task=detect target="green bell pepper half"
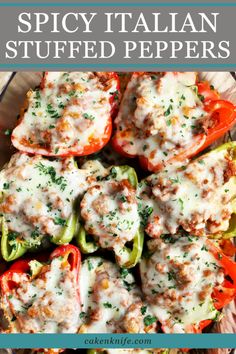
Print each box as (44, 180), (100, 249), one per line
(76, 165), (144, 268)
(0, 157), (81, 262)
(0, 212), (77, 262)
(1, 217), (27, 262)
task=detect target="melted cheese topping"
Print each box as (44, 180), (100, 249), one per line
(2, 257), (81, 333)
(80, 179), (139, 250)
(140, 235), (224, 333)
(12, 72), (118, 156)
(79, 257), (156, 334)
(138, 148), (236, 237)
(114, 72), (207, 168)
(0, 153), (107, 246)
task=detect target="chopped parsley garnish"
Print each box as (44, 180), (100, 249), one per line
(110, 90), (119, 101)
(87, 259), (94, 271)
(83, 113), (95, 121)
(68, 90), (76, 97)
(139, 205), (153, 227)
(161, 234), (178, 244)
(58, 103), (65, 109)
(103, 302), (112, 308)
(106, 167), (117, 180)
(31, 228), (40, 239)
(120, 268), (129, 278)
(54, 217), (66, 226)
(79, 312), (86, 319)
(3, 182), (10, 190)
(35, 89), (41, 100)
(8, 231), (19, 242)
(141, 306), (147, 315)
(198, 94), (205, 102)
(123, 280), (135, 292)
(143, 144), (148, 151)
(178, 198), (184, 211)
(167, 270), (176, 281)
(164, 105), (173, 117)
(119, 195), (127, 203)
(144, 315), (157, 326)
(46, 104), (60, 119)
(35, 163), (67, 191)
(35, 101), (41, 109)
(170, 176), (180, 184)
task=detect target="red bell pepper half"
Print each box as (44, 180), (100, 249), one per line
(12, 72), (120, 157)
(193, 239), (236, 333)
(0, 244), (81, 330)
(1, 244), (81, 292)
(112, 73), (236, 172)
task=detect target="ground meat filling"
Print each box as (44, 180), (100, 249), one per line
(140, 235), (225, 333)
(80, 179), (140, 250)
(1, 257), (81, 333)
(138, 148), (236, 238)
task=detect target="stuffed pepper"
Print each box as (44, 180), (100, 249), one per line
(77, 166), (144, 268)
(138, 142), (236, 239)
(0, 245), (82, 333)
(0, 152), (107, 261)
(79, 257), (157, 334)
(140, 234), (236, 333)
(112, 72), (236, 172)
(12, 72), (120, 157)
